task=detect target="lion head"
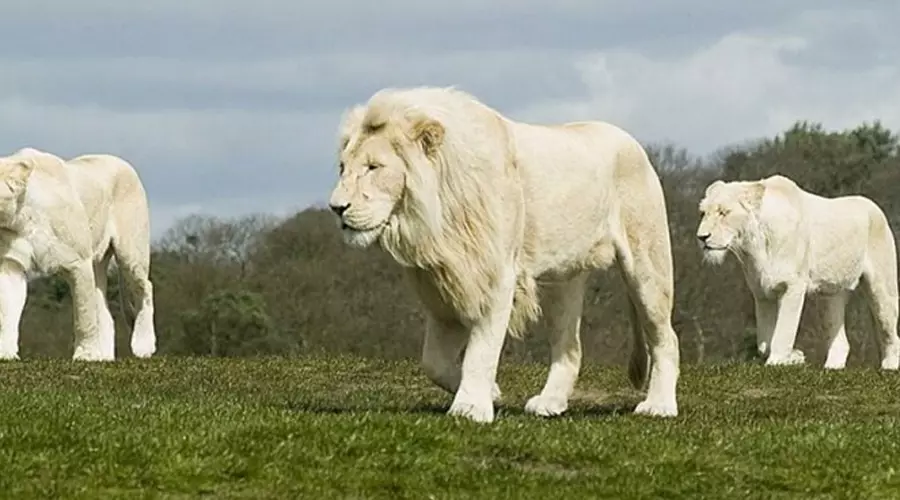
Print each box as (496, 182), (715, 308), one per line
(0, 149), (39, 227)
(696, 179), (765, 265)
(327, 93), (445, 253)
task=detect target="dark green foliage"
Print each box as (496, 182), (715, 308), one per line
(179, 289), (294, 357)
(13, 120), (900, 368)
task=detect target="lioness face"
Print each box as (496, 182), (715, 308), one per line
(696, 182), (753, 265)
(328, 133), (406, 248)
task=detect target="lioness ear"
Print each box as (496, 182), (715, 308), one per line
(338, 105), (366, 152)
(5, 158), (35, 192)
(705, 180), (725, 196)
(410, 116), (444, 157)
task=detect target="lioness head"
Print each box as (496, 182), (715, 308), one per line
(0, 149), (37, 226)
(328, 94), (444, 249)
(696, 179), (765, 265)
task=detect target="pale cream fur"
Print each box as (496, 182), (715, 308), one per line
(697, 174), (900, 369)
(329, 86), (681, 423)
(0, 147), (156, 361)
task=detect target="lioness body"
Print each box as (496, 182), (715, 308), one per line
(330, 87), (680, 423)
(697, 174), (899, 369)
(0, 148), (156, 361)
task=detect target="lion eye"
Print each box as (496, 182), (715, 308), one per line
(366, 164), (380, 172)
(338, 162), (345, 174)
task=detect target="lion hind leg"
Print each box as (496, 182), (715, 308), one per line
(859, 269), (899, 370)
(524, 272), (588, 418)
(613, 238), (679, 417)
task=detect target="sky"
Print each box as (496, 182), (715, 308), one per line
(2, 1), (899, 239)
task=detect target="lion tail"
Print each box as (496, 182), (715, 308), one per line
(115, 263), (138, 331)
(627, 298), (650, 390)
(507, 272), (541, 340)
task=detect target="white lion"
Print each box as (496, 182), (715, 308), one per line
(697, 174), (900, 370)
(328, 86), (681, 423)
(0, 147), (156, 361)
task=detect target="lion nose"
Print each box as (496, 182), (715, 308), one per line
(329, 202), (350, 217)
(697, 233), (711, 243)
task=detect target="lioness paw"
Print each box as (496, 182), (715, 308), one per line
(447, 400), (495, 423)
(633, 399), (678, 418)
(0, 350), (19, 361)
(524, 395), (568, 417)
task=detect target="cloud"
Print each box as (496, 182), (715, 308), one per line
(0, 1), (897, 238)
(513, 5), (900, 154)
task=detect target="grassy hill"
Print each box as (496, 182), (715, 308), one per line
(0, 356), (898, 498)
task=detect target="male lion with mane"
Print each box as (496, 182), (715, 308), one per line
(697, 174), (900, 370)
(0, 147), (156, 361)
(328, 86), (680, 423)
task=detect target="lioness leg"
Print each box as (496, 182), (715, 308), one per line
(753, 296), (777, 358)
(766, 285), (806, 366)
(93, 253), (116, 360)
(0, 260), (27, 360)
(524, 272), (589, 417)
(859, 271), (900, 370)
(67, 260), (108, 361)
(821, 292), (850, 370)
(615, 243), (679, 417)
(447, 265), (515, 424)
(114, 245), (157, 358)
(421, 316), (502, 402)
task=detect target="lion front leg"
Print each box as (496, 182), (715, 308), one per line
(0, 260), (27, 360)
(421, 316), (502, 402)
(66, 260), (110, 362)
(765, 285), (806, 366)
(446, 267), (516, 424)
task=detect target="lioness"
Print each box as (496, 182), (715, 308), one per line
(0, 148), (156, 361)
(697, 174), (899, 369)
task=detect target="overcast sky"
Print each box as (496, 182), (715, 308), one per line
(2, 1), (898, 239)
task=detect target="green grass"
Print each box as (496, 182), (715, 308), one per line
(0, 356), (899, 499)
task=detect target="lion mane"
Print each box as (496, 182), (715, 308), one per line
(338, 88), (540, 338)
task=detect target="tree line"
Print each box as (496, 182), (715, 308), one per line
(17, 120), (900, 368)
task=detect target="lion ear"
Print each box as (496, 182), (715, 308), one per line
(741, 182), (766, 210)
(410, 115), (444, 157)
(338, 105), (366, 152)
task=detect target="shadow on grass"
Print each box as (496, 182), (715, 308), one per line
(281, 399), (640, 419)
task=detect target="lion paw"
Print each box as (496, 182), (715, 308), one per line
(766, 349), (805, 366)
(73, 344), (114, 362)
(0, 349), (19, 361)
(524, 395), (568, 417)
(881, 355), (900, 371)
(447, 399), (495, 424)
(633, 399), (678, 418)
